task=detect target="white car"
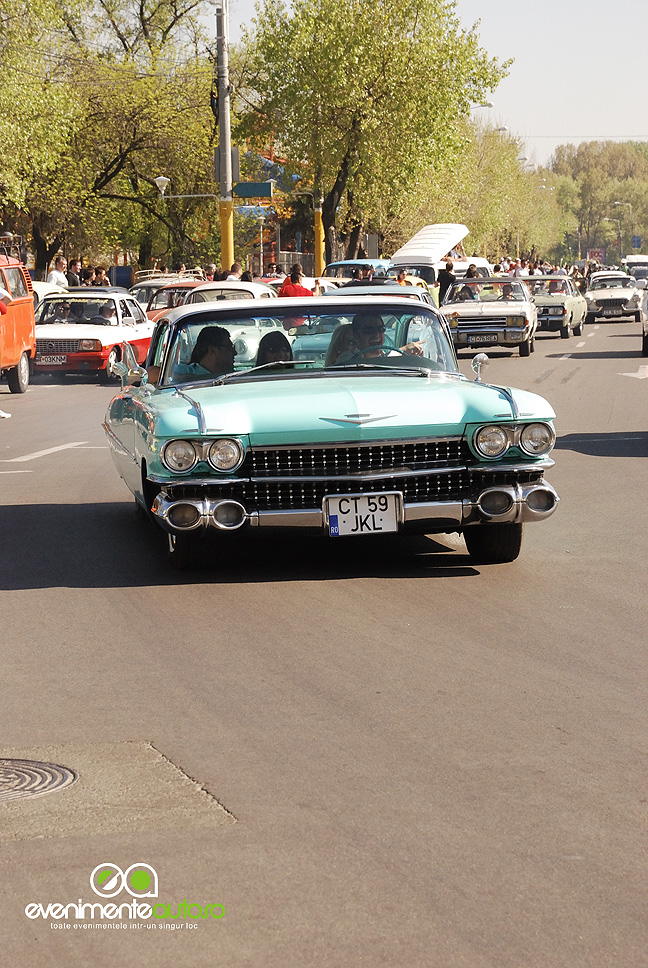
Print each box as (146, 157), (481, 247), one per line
(183, 280), (278, 304)
(585, 271), (644, 322)
(34, 290), (154, 381)
(442, 277), (538, 356)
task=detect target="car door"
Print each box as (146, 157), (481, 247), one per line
(120, 297), (155, 363)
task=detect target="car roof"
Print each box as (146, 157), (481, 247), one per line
(323, 284), (425, 298)
(64, 286), (131, 294)
(156, 294), (443, 323)
(190, 280), (276, 294)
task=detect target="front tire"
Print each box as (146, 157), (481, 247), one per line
(167, 531), (209, 570)
(560, 319), (571, 339)
(7, 351), (30, 393)
(100, 347), (120, 383)
(463, 523), (523, 564)
(573, 316), (584, 337)
(519, 337), (531, 357)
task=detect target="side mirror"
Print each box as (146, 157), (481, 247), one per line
(636, 279), (646, 290)
(471, 353), (490, 383)
(121, 315), (136, 326)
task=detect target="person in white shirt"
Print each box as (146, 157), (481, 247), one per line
(226, 261), (242, 281)
(47, 256), (69, 287)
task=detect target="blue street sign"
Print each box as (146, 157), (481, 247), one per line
(233, 181), (274, 198)
(632, 235), (642, 249)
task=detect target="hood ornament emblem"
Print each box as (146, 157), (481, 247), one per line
(320, 412), (396, 425)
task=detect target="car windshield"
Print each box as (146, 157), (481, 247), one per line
(187, 287), (256, 303)
(590, 276), (633, 290)
(445, 279), (527, 303)
(37, 297), (117, 324)
(526, 278), (571, 295)
(148, 287), (191, 311)
(159, 305), (458, 387)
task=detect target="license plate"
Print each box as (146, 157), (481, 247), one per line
(468, 334), (498, 343)
(326, 492), (400, 537)
(39, 355), (67, 364)
(603, 308), (622, 316)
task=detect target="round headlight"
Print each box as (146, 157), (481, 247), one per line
(233, 338), (248, 357)
(520, 423), (555, 456)
(475, 426), (509, 459)
(208, 438), (244, 472)
(162, 439), (198, 473)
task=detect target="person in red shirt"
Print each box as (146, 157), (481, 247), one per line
(278, 264), (321, 297)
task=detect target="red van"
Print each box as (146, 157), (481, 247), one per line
(0, 247), (36, 393)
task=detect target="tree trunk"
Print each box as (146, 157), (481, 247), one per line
(31, 219), (63, 280)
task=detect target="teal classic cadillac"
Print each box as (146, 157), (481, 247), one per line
(103, 296), (559, 568)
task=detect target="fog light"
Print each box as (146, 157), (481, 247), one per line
(168, 503), (200, 528)
(526, 489), (556, 512)
(479, 490), (514, 515)
(212, 501), (246, 529)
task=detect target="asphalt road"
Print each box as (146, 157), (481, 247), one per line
(1, 320), (646, 967)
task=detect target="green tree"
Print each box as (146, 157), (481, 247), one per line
(238, 0), (508, 261)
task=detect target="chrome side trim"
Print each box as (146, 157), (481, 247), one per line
(102, 421), (136, 463)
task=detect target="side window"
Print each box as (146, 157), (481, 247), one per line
(127, 299), (144, 321)
(119, 300), (131, 319)
(3, 267), (28, 298)
(152, 325), (171, 366)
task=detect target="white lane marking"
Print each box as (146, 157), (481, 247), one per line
(594, 324), (600, 329)
(576, 341), (586, 347)
(0, 441), (88, 463)
(0, 470), (32, 474)
(587, 331), (596, 338)
(77, 446), (109, 450)
(0, 410), (11, 418)
(560, 354), (572, 360)
(619, 366), (648, 380)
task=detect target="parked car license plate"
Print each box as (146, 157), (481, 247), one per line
(468, 334), (498, 343)
(603, 308), (622, 315)
(325, 492), (400, 536)
(39, 355), (67, 364)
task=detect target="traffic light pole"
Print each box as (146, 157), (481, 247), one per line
(216, 1), (234, 271)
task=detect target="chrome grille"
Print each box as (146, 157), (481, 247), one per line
(37, 339), (81, 353)
(597, 299), (628, 309)
(167, 467), (545, 511)
(457, 316), (510, 328)
(249, 438), (466, 477)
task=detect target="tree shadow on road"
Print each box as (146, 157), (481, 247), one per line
(0, 502), (480, 589)
(555, 431), (648, 458)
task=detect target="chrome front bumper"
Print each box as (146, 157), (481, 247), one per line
(151, 481), (559, 535)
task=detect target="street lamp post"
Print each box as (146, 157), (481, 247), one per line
(613, 201), (633, 255)
(216, 1), (234, 271)
(603, 217), (622, 258)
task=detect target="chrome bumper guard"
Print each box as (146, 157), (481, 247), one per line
(152, 481), (559, 533)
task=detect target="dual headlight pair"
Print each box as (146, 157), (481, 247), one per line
(161, 437), (244, 474)
(474, 423), (555, 459)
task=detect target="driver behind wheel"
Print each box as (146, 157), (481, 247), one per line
(348, 312), (424, 359)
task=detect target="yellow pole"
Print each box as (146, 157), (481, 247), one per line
(220, 198), (234, 271)
(314, 199), (325, 276)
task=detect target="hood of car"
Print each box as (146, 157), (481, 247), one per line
(447, 302), (531, 317)
(149, 374), (554, 446)
(35, 322), (122, 342)
(586, 287), (635, 300)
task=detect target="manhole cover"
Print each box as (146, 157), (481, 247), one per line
(0, 759), (77, 802)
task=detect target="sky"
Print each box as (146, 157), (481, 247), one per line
(223, 0), (648, 167)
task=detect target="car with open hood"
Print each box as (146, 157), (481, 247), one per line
(442, 277), (538, 356)
(103, 296), (559, 569)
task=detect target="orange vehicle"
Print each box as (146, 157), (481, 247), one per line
(0, 236), (36, 393)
